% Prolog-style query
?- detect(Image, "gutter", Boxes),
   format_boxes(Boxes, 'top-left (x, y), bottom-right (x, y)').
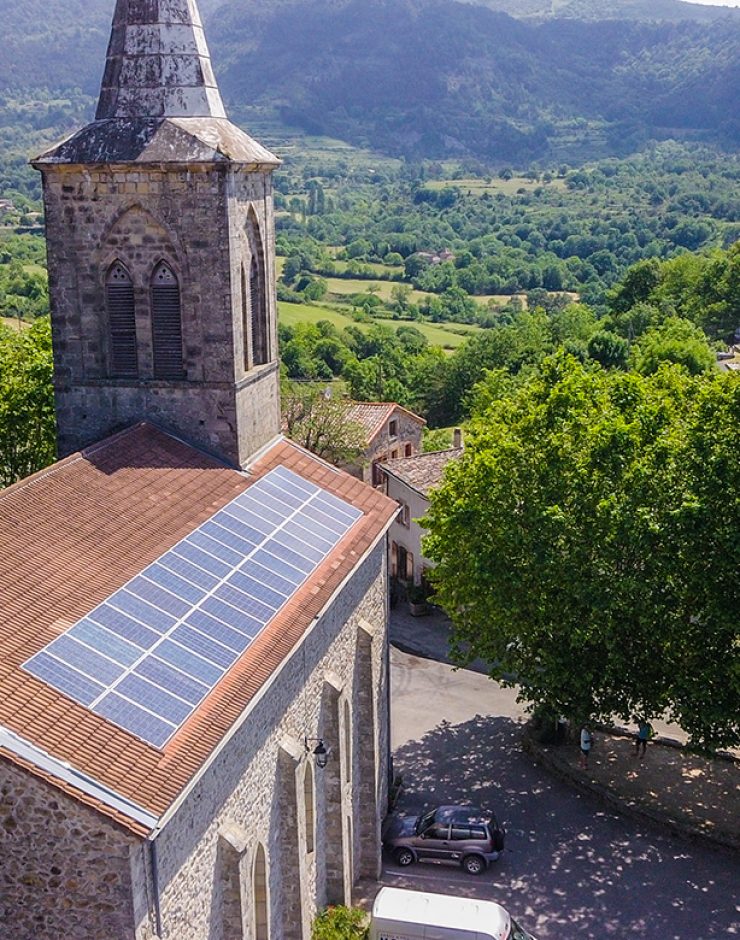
top-left (0, 725), bottom-right (158, 832)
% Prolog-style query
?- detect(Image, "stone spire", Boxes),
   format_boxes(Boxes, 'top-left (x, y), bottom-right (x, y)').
top-left (96, 0), bottom-right (227, 120)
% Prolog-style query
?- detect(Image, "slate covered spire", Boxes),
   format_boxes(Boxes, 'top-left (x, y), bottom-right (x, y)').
top-left (33, 0), bottom-right (279, 166)
top-left (96, 0), bottom-right (227, 120)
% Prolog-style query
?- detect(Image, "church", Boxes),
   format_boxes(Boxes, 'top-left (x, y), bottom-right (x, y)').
top-left (0, 2), bottom-right (397, 938)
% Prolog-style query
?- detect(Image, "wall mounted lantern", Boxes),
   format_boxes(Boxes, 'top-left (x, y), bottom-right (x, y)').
top-left (304, 737), bottom-right (328, 769)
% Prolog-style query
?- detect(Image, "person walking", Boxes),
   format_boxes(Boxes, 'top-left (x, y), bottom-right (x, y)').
top-left (636, 720), bottom-right (652, 759)
top-left (580, 725), bottom-right (593, 769)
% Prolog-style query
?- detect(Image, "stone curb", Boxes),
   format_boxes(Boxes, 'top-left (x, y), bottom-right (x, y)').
top-left (522, 725), bottom-right (740, 856)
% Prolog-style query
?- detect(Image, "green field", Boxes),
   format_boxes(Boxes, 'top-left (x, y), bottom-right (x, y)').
top-left (0, 316), bottom-right (28, 331)
top-left (278, 301), bottom-right (479, 349)
top-left (373, 317), bottom-right (480, 348)
top-left (277, 255), bottom-right (402, 280)
top-left (327, 259), bottom-right (402, 276)
top-left (425, 176), bottom-right (567, 197)
top-left (279, 301), bottom-right (361, 331)
top-left (325, 277), bottom-right (431, 304)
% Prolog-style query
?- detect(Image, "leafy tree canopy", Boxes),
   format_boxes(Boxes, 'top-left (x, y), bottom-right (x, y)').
top-left (0, 318), bottom-right (55, 486)
top-left (282, 383), bottom-right (368, 468)
top-left (631, 316), bottom-right (715, 376)
top-left (424, 354), bottom-right (739, 749)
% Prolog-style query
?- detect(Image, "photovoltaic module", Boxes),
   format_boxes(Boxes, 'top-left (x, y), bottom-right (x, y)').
top-left (23, 466), bottom-right (362, 748)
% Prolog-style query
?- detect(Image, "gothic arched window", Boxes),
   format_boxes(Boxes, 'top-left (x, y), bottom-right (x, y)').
top-left (241, 262), bottom-right (250, 372)
top-left (151, 262), bottom-right (184, 380)
top-left (247, 217), bottom-right (269, 367)
top-left (253, 844), bottom-right (269, 940)
top-left (304, 764), bottom-right (315, 855)
top-left (106, 262), bottom-right (137, 378)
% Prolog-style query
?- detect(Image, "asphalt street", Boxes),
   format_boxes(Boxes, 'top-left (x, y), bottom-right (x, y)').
top-left (384, 647), bottom-right (740, 940)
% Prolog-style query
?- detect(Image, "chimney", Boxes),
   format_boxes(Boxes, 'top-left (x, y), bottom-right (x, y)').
top-left (453, 428), bottom-right (463, 449)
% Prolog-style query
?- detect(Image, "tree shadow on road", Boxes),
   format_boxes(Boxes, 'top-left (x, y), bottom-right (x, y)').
top-left (388, 714), bottom-right (740, 940)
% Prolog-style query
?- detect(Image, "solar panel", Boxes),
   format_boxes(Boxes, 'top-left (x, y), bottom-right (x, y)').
top-left (23, 466), bottom-right (363, 748)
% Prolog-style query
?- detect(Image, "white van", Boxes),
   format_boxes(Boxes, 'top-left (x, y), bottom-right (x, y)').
top-left (371, 887), bottom-right (538, 940)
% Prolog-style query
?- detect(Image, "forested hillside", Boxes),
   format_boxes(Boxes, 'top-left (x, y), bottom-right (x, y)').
top-left (1, 0), bottom-right (738, 167)
top-left (213, 0), bottom-right (740, 161)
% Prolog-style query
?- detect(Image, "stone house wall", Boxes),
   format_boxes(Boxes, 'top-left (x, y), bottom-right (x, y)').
top-left (360, 410), bottom-right (425, 485)
top-left (1, 541), bottom-right (388, 940)
top-left (385, 475), bottom-right (432, 584)
top-left (0, 759), bottom-right (139, 940)
top-left (132, 540), bottom-right (389, 940)
top-left (39, 163), bottom-right (280, 467)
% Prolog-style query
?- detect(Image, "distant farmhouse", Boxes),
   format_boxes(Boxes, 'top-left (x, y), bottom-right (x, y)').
top-left (0, 2), bottom-right (397, 938)
top-left (415, 249), bottom-right (455, 266)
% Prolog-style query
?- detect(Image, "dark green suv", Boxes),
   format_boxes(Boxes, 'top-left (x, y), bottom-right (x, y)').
top-left (383, 804), bottom-right (506, 875)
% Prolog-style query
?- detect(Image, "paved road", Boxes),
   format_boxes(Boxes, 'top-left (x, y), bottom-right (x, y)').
top-left (385, 648), bottom-right (740, 940)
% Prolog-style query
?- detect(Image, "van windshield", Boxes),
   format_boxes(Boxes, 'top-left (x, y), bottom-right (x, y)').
top-left (508, 918), bottom-right (534, 940)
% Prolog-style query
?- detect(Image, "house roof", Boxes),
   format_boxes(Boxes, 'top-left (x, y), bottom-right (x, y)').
top-left (382, 448), bottom-right (463, 497)
top-left (342, 402), bottom-right (426, 444)
top-left (0, 423), bottom-right (396, 836)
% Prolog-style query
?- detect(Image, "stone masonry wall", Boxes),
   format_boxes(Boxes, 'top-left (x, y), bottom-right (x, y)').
top-left (132, 542), bottom-right (389, 940)
top-left (361, 411), bottom-right (424, 485)
top-left (0, 760), bottom-right (139, 940)
top-left (40, 163), bottom-right (280, 467)
top-left (386, 475), bottom-right (432, 584)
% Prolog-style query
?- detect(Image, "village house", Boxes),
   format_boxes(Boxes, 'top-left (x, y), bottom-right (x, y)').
top-left (340, 401), bottom-right (426, 486)
top-left (381, 433), bottom-right (463, 586)
top-left (0, 2), bottom-right (397, 939)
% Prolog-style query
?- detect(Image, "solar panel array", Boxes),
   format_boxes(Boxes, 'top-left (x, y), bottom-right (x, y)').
top-left (23, 466), bottom-right (362, 749)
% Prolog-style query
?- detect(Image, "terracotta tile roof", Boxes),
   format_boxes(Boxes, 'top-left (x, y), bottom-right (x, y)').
top-left (382, 449), bottom-right (463, 497)
top-left (342, 402), bottom-right (426, 443)
top-left (0, 423), bottom-right (396, 834)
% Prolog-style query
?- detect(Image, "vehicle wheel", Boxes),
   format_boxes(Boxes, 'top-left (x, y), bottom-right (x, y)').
top-left (394, 848), bottom-right (415, 868)
top-left (462, 854), bottom-right (485, 875)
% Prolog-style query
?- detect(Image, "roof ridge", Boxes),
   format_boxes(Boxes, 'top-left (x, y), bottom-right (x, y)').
top-left (394, 447), bottom-right (463, 460)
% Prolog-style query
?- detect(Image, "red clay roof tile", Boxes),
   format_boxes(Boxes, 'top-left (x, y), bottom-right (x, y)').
top-left (0, 423), bottom-right (396, 833)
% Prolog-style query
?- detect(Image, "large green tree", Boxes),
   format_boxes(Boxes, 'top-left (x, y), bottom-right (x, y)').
top-left (0, 317), bottom-right (56, 487)
top-left (282, 383), bottom-right (367, 468)
top-left (424, 354), bottom-right (739, 749)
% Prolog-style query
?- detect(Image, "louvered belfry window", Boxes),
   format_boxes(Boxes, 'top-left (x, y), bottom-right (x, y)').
top-left (248, 219), bottom-right (270, 367)
top-left (151, 262), bottom-right (184, 380)
top-left (106, 262), bottom-right (138, 378)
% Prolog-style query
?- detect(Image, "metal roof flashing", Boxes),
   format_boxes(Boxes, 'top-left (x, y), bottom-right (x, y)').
top-left (0, 725), bottom-right (158, 834)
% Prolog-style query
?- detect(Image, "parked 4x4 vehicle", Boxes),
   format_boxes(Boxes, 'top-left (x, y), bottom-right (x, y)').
top-left (383, 804), bottom-right (506, 875)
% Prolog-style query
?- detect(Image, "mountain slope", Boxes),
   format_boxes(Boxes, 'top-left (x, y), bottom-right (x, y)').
top-left (0, 0), bottom-right (737, 165)
top-left (211, 0), bottom-right (740, 160)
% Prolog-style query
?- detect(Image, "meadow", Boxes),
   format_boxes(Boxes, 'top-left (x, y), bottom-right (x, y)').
top-left (277, 301), bottom-right (480, 349)
top-left (425, 176), bottom-right (568, 197)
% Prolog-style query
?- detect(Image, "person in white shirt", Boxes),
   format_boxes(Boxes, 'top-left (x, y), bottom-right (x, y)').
top-left (580, 725), bottom-right (593, 769)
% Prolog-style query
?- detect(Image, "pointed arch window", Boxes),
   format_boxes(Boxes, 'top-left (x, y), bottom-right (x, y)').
top-left (343, 699), bottom-right (352, 784)
top-left (253, 844), bottom-right (269, 940)
top-left (304, 764), bottom-right (315, 855)
top-left (247, 218), bottom-right (270, 367)
top-left (241, 262), bottom-right (250, 372)
top-left (106, 262), bottom-right (137, 378)
top-left (151, 262), bottom-right (184, 380)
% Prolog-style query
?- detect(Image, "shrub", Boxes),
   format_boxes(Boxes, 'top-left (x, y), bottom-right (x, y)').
top-left (312, 906), bottom-right (369, 940)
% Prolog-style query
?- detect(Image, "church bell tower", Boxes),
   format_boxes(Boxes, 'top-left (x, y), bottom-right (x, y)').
top-left (33, 0), bottom-right (282, 468)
